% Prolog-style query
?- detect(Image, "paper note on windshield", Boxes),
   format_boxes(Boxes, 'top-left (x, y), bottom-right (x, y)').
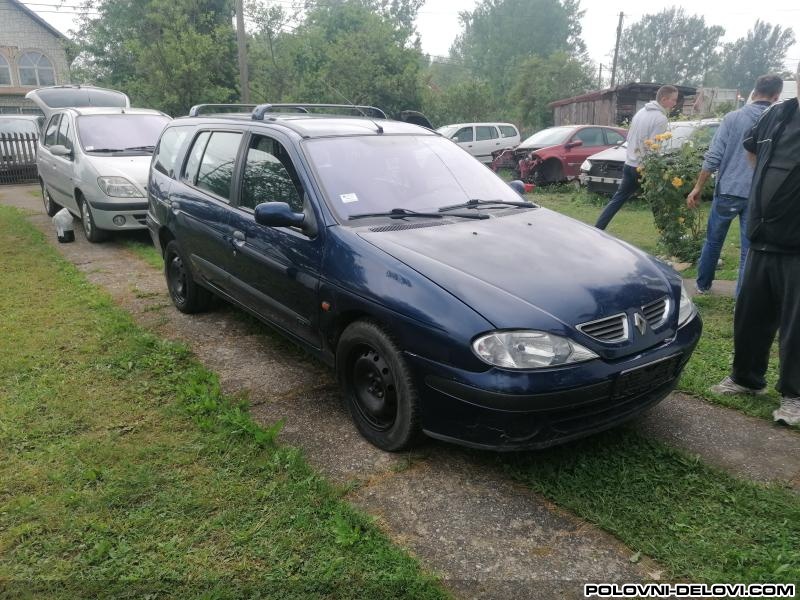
top-left (340, 193), bottom-right (359, 204)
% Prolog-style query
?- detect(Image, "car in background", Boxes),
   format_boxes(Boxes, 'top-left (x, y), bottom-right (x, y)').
top-left (490, 125), bottom-right (627, 185)
top-left (579, 119), bottom-right (721, 195)
top-left (437, 122), bottom-right (520, 163)
top-left (0, 114), bottom-right (44, 183)
top-left (27, 85), bottom-right (171, 241)
top-left (147, 102), bottom-right (701, 453)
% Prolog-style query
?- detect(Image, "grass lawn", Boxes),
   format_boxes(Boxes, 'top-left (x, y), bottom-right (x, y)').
top-left (0, 206), bottom-right (446, 599)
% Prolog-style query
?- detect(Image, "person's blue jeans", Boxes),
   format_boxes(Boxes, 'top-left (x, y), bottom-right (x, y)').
top-left (696, 193), bottom-right (750, 295)
top-left (595, 164), bottom-right (640, 230)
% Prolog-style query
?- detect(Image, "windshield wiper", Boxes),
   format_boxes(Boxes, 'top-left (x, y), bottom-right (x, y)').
top-left (123, 145), bottom-right (156, 152)
top-left (438, 199), bottom-right (534, 212)
top-left (349, 207), bottom-right (488, 221)
top-left (87, 148), bottom-right (125, 153)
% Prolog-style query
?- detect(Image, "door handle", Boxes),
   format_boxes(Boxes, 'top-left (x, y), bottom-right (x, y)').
top-left (232, 230), bottom-right (246, 248)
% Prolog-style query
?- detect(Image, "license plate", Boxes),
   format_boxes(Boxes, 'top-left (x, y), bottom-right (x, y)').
top-left (613, 354), bottom-right (682, 399)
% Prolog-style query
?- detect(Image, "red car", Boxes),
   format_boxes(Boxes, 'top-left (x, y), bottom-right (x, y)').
top-left (491, 125), bottom-right (627, 185)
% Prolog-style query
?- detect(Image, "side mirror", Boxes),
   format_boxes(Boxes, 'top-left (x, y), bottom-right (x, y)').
top-left (50, 144), bottom-right (72, 158)
top-left (565, 140), bottom-right (583, 149)
top-left (254, 201), bottom-right (305, 229)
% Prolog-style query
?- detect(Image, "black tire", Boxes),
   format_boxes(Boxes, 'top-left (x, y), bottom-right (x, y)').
top-left (336, 320), bottom-right (422, 451)
top-left (164, 240), bottom-right (213, 313)
top-left (532, 160), bottom-right (564, 186)
top-left (78, 196), bottom-right (108, 243)
top-left (40, 181), bottom-right (60, 217)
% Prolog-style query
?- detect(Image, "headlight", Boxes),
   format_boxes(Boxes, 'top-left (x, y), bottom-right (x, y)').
top-left (678, 282), bottom-right (697, 327)
top-left (472, 330), bottom-right (598, 369)
top-left (97, 176), bottom-right (143, 198)
top-left (580, 159), bottom-right (591, 172)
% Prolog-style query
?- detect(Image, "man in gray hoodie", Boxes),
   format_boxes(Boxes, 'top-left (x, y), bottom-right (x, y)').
top-left (595, 85), bottom-right (679, 230)
top-left (686, 74), bottom-right (783, 295)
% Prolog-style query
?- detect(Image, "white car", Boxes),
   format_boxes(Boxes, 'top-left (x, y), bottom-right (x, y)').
top-left (27, 86), bottom-right (171, 241)
top-left (579, 119), bottom-right (721, 195)
top-left (436, 122), bottom-right (520, 163)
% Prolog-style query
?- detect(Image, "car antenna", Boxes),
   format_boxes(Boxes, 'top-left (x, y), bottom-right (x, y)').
top-left (322, 79), bottom-right (384, 134)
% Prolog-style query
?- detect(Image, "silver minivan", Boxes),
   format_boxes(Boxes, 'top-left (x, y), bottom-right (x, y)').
top-left (27, 86), bottom-right (170, 242)
top-left (436, 122), bottom-right (520, 163)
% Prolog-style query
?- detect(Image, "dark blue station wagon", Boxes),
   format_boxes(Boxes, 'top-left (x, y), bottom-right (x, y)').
top-left (147, 104), bottom-right (702, 452)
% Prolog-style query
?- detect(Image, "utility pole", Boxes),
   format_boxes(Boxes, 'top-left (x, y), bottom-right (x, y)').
top-left (598, 63), bottom-right (604, 88)
top-left (610, 12), bottom-right (623, 88)
top-left (235, 0), bottom-right (250, 103)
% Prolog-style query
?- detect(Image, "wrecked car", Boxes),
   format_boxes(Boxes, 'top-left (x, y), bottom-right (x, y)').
top-left (491, 125), bottom-right (626, 185)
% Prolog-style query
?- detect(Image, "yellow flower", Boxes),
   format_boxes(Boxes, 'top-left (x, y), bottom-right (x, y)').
top-left (662, 173), bottom-right (669, 181)
top-left (661, 132), bottom-right (672, 139)
top-left (671, 177), bottom-right (684, 188)
top-left (637, 166), bottom-right (644, 173)
top-left (678, 217), bottom-right (685, 224)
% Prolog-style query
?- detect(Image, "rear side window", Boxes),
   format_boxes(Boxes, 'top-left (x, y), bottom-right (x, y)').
top-left (44, 114), bottom-right (60, 146)
top-left (476, 126), bottom-right (498, 141)
top-left (194, 131), bottom-right (242, 201)
top-left (153, 126), bottom-right (193, 179)
top-left (57, 115), bottom-right (73, 150)
top-left (499, 125), bottom-right (518, 138)
top-left (452, 127), bottom-right (473, 143)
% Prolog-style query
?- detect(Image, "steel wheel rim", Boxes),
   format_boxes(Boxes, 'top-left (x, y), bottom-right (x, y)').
top-left (167, 253), bottom-right (187, 303)
top-left (43, 189), bottom-right (52, 212)
top-left (351, 346), bottom-right (397, 431)
top-left (81, 203), bottom-right (92, 237)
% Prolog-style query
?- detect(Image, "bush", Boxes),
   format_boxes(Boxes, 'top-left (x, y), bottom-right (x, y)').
top-left (638, 133), bottom-right (712, 262)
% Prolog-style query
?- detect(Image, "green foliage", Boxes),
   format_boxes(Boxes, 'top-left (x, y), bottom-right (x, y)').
top-left (618, 7), bottom-right (725, 86)
top-left (638, 132), bottom-right (709, 261)
top-left (509, 51), bottom-right (594, 130)
top-left (73, 0), bottom-right (238, 116)
top-left (420, 77), bottom-right (500, 127)
top-left (717, 20), bottom-right (796, 95)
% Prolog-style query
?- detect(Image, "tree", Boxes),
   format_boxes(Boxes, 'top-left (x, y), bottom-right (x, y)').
top-left (509, 51), bottom-right (593, 130)
top-left (617, 7), bottom-right (724, 86)
top-left (420, 77), bottom-right (500, 126)
top-left (450, 0), bottom-right (579, 100)
top-left (717, 20), bottom-right (795, 95)
top-left (72, 0), bottom-right (238, 116)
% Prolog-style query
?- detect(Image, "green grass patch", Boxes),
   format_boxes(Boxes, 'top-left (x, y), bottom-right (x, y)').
top-left (503, 428), bottom-right (800, 584)
top-left (120, 238), bottom-right (164, 269)
top-left (0, 206), bottom-right (446, 599)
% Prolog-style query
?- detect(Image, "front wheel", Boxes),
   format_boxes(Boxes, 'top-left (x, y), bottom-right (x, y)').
top-left (164, 240), bottom-right (213, 313)
top-left (79, 197), bottom-right (108, 243)
top-left (336, 321), bottom-right (422, 451)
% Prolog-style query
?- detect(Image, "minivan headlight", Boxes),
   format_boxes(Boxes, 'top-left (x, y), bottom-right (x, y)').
top-left (97, 176), bottom-right (143, 198)
top-left (580, 159), bottom-right (591, 172)
top-left (472, 330), bottom-right (598, 369)
top-left (678, 282), bottom-right (697, 328)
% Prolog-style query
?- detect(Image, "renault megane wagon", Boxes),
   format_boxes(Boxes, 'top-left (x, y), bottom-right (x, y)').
top-left (147, 103), bottom-right (702, 452)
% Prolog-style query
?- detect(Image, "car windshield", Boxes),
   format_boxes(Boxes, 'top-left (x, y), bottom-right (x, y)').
top-left (77, 114), bottom-right (171, 152)
top-left (436, 125), bottom-right (459, 138)
top-left (0, 118), bottom-right (39, 135)
top-left (519, 126), bottom-right (574, 148)
top-left (304, 135), bottom-right (528, 221)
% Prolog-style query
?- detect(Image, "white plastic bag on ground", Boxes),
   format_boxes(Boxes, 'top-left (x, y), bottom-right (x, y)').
top-left (53, 208), bottom-right (74, 243)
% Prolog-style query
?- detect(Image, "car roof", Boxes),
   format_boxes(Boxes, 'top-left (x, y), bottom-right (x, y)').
top-left (172, 113), bottom-right (436, 139)
top-left (438, 122), bottom-right (517, 128)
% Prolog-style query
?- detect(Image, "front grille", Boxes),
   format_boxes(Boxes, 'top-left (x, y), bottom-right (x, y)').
top-left (590, 160), bottom-right (624, 179)
top-left (577, 313), bottom-right (628, 343)
top-left (133, 213), bottom-right (147, 225)
top-left (642, 297), bottom-right (670, 329)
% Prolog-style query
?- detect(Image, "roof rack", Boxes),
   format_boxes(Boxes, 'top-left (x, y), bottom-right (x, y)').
top-left (188, 103), bottom-right (257, 117)
top-left (251, 103), bottom-right (388, 121)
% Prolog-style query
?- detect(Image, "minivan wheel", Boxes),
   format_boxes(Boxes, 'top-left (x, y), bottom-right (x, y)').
top-left (79, 197), bottom-right (107, 243)
top-left (336, 321), bottom-right (422, 452)
top-left (41, 182), bottom-right (60, 217)
top-left (164, 240), bottom-right (213, 313)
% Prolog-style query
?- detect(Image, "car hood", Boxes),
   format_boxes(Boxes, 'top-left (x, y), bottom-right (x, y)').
top-left (357, 208), bottom-right (674, 333)
top-left (85, 154), bottom-right (151, 194)
top-left (516, 142), bottom-right (560, 153)
top-left (587, 144), bottom-right (627, 162)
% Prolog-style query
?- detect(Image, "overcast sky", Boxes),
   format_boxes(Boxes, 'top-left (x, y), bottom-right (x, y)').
top-left (26, 0), bottom-right (800, 75)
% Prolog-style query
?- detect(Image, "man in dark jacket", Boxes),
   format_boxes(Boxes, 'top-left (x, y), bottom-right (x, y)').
top-left (711, 64), bottom-right (800, 426)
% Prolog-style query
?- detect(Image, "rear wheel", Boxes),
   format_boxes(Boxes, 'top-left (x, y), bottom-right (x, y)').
top-left (336, 321), bottom-right (422, 451)
top-left (40, 181), bottom-right (60, 217)
top-left (164, 240), bottom-right (213, 313)
top-left (79, 196), bottom-right (108, 243)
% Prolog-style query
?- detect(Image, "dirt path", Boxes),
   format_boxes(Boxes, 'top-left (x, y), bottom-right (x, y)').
top-left (4, 184), bottom-right (798, 597)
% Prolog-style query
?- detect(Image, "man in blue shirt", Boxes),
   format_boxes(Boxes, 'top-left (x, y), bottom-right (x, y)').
top-left (686, 75), bottom-right (784, 295)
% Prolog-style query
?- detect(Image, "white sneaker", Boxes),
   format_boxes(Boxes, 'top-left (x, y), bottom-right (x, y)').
top-left (773, 397), bottom-right (800, 426)
top-left (710, 376), bottom-right (767, 395)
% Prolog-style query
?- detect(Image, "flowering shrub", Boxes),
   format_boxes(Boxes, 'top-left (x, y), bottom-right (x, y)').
top-left (638, 132), bottom-right (712, 262)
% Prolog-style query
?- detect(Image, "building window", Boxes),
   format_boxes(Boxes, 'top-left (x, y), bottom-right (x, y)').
top-left (0, 55), bottom-right (11, 86)
top-left (18, 52), bottom-right (56, 86)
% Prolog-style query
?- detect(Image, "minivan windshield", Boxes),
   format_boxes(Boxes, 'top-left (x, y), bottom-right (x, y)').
top-left (77, 114), bottom-right (171, 153)
top-left (304, 135), bottom-right (529, 221)
top-left (519, 126), bottom-right (574, 148)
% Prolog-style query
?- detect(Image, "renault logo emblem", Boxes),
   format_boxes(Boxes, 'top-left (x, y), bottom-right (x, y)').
top-left (634, 313), bottom-right (647, 336)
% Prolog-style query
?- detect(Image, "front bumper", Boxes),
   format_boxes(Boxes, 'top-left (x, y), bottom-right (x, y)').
top-left (581, 173), bottom-right (621, 195)
top-left (409, 315), bottom-right (702, 451)
top-left (88, 199), bottom-right (149, 230)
